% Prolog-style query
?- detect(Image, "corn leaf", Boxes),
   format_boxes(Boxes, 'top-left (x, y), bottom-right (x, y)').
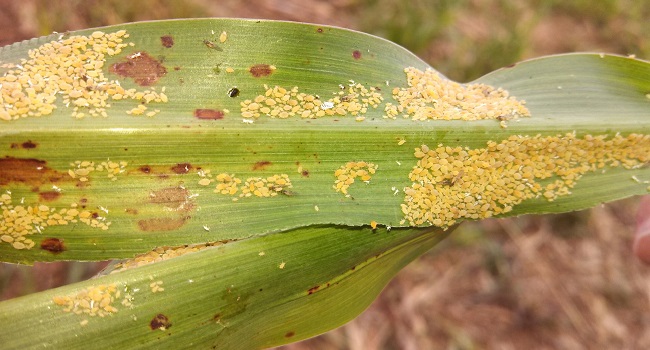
top-left (0, 19), bottom-right (649, 349)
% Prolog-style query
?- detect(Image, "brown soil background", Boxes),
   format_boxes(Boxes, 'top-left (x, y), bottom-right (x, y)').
top-left (1, 1), bottom-right (649, 349)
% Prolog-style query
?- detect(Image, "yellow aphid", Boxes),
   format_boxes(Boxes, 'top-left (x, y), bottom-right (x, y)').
top-left (384, 67), bottom-right (530, 122)
top-left (213, 173), bottom-right (293, 198)
top-left (279, 261), bottom-right (286, 269)
top-left (398, 139), bottom-right (406, 146)
top-left (52, 284), bottom-right (120, 317)
top-left (240, 83), bottom-right (383, 120)
top-left (370, 220), bottom-right (378, 229)
top-left (0, 193), bottom-right (110, 250)
top-left (219, 31), bottom-right (228, 43)
top-left (150, 280), bottom-right (164, 293)
top-left (333, 161), bottom-right (378, 195)
top-left (0, 30), bottom-right (168, 121)
top-left (110, 242), bottom-right (225, 272)
top-left (401, 133), bottom-right (650, 228)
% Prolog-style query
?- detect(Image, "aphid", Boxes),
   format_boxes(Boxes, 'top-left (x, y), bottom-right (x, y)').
top-left (219, 31), bottom-right (227, 43)
top-left (340, 94), bottom-right (354, 102)
top-left (203, 40), bottom-right (222, 51)
top-left (370, 220), bottom-right (378, 229)
top-left (279, 261), bottom-right (286, 269)
top-left (227, 87), bottom-right (240, 97)
top-left (440, 170), bottom-right (464, 187)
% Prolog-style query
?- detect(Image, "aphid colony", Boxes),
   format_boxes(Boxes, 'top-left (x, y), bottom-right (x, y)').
top-left (0, 30), bottom-right (168, 121)
top-left (384, 67), bottom-right (531, 124)
top-left (401, 133), bottom-right (650, 228)
top-left (0, 193), bottom-right (110, 250)
top-left (240, 83), bottom-right (383, 120)
top-left (198, 171), bottom-right (293, 199)
top-left (110, 242), bottom-right (224, 272)
top-left (68, 160), bottom-right (128, 182)
top-left (52, 284), bottom-right (121, 318)
top-left (333, 161), bottom-right (378, 195)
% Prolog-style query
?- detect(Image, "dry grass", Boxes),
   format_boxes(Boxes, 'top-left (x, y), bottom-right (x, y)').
top-left (1, 0), bottom-right (649, 349)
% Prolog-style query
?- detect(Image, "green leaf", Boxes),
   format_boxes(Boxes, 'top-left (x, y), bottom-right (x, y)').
top-left (1, 19), bottom-right (648, 263)
top-left (0, 225), bottom-right (448, 349)
top-left (0, 18), bottom-right (649, 349)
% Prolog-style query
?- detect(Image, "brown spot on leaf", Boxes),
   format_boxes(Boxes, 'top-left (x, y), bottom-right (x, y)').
top-left (160, 35), bottom-right (174, 48)
top-left (252, 161), bottom-right (272, 171)
top-left (0, 157), bottom-right (66, 187)
top-left (150, 187), bottom-right (189, 206)
top-left (316, 27), bottom-right (323, 33)
top-left (39, 191), bottom-right (61, 202)
top-left (194, 109), bottom-right (224, 120)
top-left (307, 286), bottom-right (320, 295)
top-left (40, 238), bottom-right (65, 254)
top-left (10, 141), bottom-right (37, 149)
top-left (125, 208), bottom-right (139, 215)
top-left (285, 331), bottom-right (295, 338)
top-left (150, 314), bottom-right (172, 330)
top-left (139, 165), bottom-right (152, 174)
top-left (301, 170), bottom-right (309, 177)
top-left (249, 64), bottom-right (274, 78)
top-left (352, 50), bottom-right (362, 60)
top-left (110, 51), bottom-right (167, 86)
top-left (171, 163), bottom-right (192, 174)
top-left (22, 141), bottom-right (37, 149)
top-left (138, 217), bottom-right (187, 232)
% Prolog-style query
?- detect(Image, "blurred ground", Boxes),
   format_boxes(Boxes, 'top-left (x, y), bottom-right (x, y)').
top-left (0, 0), bottom-right (649, 349)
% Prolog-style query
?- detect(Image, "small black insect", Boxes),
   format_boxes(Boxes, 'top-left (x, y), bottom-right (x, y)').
top-left (227, 87), bottom-right (240, 98)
